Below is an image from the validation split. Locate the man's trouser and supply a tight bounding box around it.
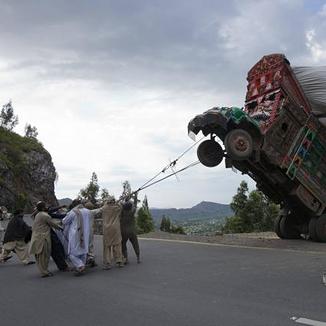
[50,230,68,271]
[0,240,30,264]
[103,243,123,266]
[35,240,51,276]
[69,254,86,269]
[121,232,140,260]
[88,217,95,261]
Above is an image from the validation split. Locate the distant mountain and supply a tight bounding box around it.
[58,198,72,207]
[150,201,233,223]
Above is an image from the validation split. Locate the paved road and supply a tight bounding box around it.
[1,236,326,326]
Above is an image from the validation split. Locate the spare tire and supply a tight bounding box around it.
[197,139,224,167]
[224,129,253,160]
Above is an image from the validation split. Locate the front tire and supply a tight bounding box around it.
[224,129,253,160]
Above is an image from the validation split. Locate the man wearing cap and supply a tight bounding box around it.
[30,202,62,277]
[102,196,124,269]
[0,209,34,265]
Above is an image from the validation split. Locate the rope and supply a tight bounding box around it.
[135,161,200,192]
[137,136,204,190]
[118,136,205,202]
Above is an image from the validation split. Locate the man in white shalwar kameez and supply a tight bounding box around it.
[62,200,91,275]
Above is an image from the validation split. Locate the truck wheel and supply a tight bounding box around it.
[224,129,253,160]
[274,214,283,238]
[308,218,319,241]
[315,215,326,242]
[279,215,301,239]
[197,139,224,167]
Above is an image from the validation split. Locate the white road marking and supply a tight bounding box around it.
[291,316,326,326]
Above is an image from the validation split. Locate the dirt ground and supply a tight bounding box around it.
[140,231,326,253]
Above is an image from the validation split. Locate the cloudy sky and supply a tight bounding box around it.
[1,0,326,208]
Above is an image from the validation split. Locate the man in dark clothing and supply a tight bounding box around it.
[0,209,34,264]
[120,193,140,264]
[47,206,70,271]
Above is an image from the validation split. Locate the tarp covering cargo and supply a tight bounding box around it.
[293,66,326,123]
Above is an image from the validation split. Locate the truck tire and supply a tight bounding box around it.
[224,129,253,160]
[274,214,283,238]
[308,218,319,241]
[279,214,301,239]
[197,139,224,167]
[315,215,326,242]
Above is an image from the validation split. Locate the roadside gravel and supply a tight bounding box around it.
[140,231,326,253]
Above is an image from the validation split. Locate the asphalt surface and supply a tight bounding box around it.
[1,236,326,326]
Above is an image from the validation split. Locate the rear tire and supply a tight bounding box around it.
[279,214,301,239]
[274,214,283,238]
[308,218,318,241]
[315,215,326,242]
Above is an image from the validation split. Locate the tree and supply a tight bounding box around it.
[224,180,280,233]
[160,215,185,234]
[244,190,265,232]
[230,180,248,216]
[224,215,247,233]
[137,195,154,234]
[260,195,279,231]
[120,180,132,200]
[24,124,38,138]
[100,188,110,201]
[0,101,18,130]
[160,216,167,231]
[160,215,171,232]
[165,216,171,232]
[170,224,186,235]
[79,172,99,204]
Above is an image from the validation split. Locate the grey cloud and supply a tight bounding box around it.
[0,1,237,91]
[1,0,319,98]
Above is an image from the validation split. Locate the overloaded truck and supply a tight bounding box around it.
[188,53,326,241]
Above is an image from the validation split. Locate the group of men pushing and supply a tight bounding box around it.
[0,193,141,277]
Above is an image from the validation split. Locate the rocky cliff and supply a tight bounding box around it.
[0,127,58,211]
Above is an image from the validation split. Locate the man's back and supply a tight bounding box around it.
[63,206,90,255]
[3,215,30,243]
[120,207,136,234]
[32,212,52,235]
[102,203,122,246]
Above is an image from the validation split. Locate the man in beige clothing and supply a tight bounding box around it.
[30,201,62,277]
[102,196,124,270]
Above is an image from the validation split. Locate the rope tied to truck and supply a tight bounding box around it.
[119,136,205,201]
